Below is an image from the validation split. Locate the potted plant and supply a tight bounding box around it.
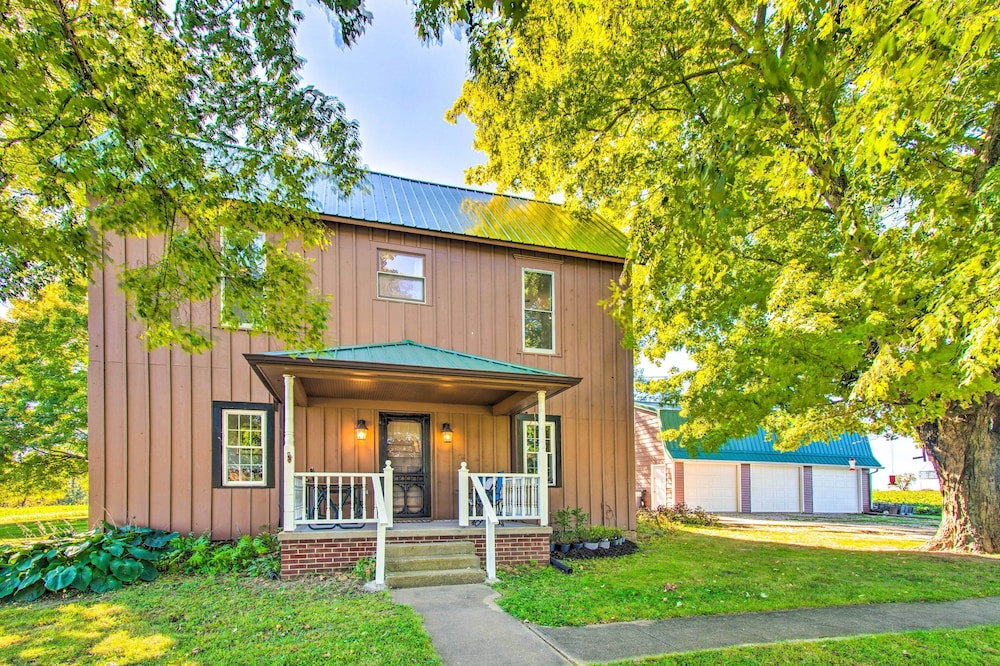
[608,527,625,546]
[552,508,574,553]
[596,526,612,549]
[579,527,601,550]
[570,507,589,550]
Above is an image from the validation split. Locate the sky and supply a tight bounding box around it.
[295,1,921,488]
[296,0,484,190]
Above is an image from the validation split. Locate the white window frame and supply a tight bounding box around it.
[221,408,268,487]
[377,249,426,304]
[521,418,558,487]
[220,229,266,330]
[522,268,556,353]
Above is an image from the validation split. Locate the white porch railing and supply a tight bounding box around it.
[291,462,393,589]
[458,464,543,525]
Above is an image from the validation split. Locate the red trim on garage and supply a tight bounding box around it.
[674,462,685,506]
[803,466,813,513]
[739,464,751,513]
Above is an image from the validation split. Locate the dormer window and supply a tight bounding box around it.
[377,250,425,303]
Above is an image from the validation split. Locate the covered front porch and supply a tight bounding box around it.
[245,340,580,586]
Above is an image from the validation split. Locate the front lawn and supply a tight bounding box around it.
[0,574,439,665]
[495,523,1000,626]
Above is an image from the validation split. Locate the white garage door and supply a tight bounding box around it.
[813,468,860,513]
[750,465,801,512]
[684,463,738,512]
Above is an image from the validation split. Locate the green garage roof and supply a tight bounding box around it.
[653,407,881,468]
[309,171,627,260]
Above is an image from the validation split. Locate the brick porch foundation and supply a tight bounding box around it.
[279,523,551,579]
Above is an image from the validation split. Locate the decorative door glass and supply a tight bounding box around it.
[380,413,431,518]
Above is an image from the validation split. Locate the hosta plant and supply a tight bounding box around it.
[0,523,178,602]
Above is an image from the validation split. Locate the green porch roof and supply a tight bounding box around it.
[246,341,581,414]
[309,171,627,260]
[654,407,881,468]
[256,340,571,378]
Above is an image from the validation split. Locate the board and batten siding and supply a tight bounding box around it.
[89,221,634,539]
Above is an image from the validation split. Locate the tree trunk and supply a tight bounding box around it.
[916,393,1000,553]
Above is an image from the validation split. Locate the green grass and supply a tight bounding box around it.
[0,504,88,543]
[0,574,439,665]
[616,625,1000,665]
[494,524,1000,626]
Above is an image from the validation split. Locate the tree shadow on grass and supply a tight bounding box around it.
[0,601,175,665]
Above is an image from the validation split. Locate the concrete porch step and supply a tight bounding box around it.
[385,541,477,558]
[384,540,484,588]
[387,553,481,573]
[386,568,487,589]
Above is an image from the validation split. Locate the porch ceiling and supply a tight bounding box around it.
[245,350,581,415]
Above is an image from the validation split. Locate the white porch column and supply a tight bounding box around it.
[282,374,296,532]
[537,390,548,526]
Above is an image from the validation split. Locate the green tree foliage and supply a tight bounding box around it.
[441,1,1000,551]
[1,0,372,350]
[0,281,88,497]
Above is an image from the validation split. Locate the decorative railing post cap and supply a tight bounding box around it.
[383,460,393,470]
[459,461,468,470]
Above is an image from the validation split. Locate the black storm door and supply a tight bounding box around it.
[379,413,431,518]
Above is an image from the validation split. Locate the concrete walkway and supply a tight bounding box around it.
[391,586,1000,665]
[390,584,570,665]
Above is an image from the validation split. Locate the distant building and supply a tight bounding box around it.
[636,404,882,513]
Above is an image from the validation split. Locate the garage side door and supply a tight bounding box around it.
[813,468,860,513]
[750,465,801,512]
[684,463,738,512]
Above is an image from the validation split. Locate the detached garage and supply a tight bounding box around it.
[635,405,881,514]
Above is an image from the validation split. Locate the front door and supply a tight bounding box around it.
[379,413,431,518]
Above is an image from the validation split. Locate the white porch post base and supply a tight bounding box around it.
[485,516,497,582]
[458,462,470,527]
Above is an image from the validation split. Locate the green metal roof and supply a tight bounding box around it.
[657,408,881,468]
[257,339,573,378]
[309,171,627,260]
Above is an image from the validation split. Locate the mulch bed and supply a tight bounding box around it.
[551,540,639,560]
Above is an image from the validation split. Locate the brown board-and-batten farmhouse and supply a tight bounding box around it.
[88,172,634,587]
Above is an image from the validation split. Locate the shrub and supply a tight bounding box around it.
[0,523,178,602]
[351,557,376,582]
[872,490,943,516]
[637,504,720,531]
[165,532,280,578]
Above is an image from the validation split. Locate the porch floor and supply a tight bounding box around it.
[282,519,549,541]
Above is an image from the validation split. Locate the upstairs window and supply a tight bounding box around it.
[522,268,555,353]
[378,250,425,303]
[220,229,266,329]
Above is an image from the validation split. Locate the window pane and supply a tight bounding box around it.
[378,251,424,277]
[524,271,553,311]
[222,409,267,486]
[524,312,553,351]
[378,274,425,302]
